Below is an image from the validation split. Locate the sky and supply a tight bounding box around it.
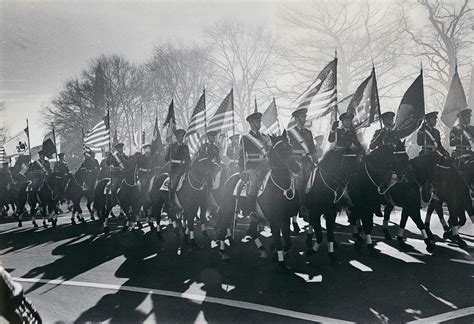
[0,0,283,146]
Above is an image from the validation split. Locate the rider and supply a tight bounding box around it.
[80,149,100,189]
[164,129,191,202]
[226,134,240,169]
[31,150,52,175]
[417,111,450,198]
[53,153,69,176]
[287,107,318,226]
[314,135,324,162]
[329,112,364,181]
[370,111,404,187]
[137,144,154,193]
[197,130,221,187]
[450,108,474,159]
[239,108,272,218]
[370,112,402,151]
[107,143,128,203]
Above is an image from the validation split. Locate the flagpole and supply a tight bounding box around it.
[26,119,31,162]
[231,88,235,137]
[334,50,339,122]
[140,105,143,154]
[203,88,207,144]
[52,125,58,162]
[373,66,383,129]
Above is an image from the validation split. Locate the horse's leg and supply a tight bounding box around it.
[383,205,394,240]
[361,208,377,254]
[306,211,323,257]
[396,208,411,250]
[326,210,337,264]
[200,203,210,240]
[410,207,435,253]
[447,198,468,249]
[42,203,48,228]
[349,209,364,250]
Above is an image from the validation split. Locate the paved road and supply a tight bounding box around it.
[0,206,473,323]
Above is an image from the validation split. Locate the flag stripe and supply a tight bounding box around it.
[84,116,110,150]
[208,89,234,134]
[186,92,206,154]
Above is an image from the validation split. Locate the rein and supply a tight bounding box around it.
[269,171,296,200]
[187,170,206,191]
[364,162,398,195]
[318,168,346,203]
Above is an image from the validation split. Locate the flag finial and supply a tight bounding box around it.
[254,97,258,114]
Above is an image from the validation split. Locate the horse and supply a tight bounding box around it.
[347,145,408,254]
[63,167,91,225]
[356,144,436,253]
[117,154,142,232]
[27,170,60,228]
[304,148,359,263]
[214,131,300,270]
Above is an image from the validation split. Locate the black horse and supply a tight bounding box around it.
[355,144,436,253]
[27,170,60,228]
[62,167,92,225]
[214,131,300,270]
[304,149,359,263]
[117,154,142,232]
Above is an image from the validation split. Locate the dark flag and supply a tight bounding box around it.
[347,67,381,129]
[441,66,467,128]
[394,71,425,138]
[42,130,57,159]
[151,117,163,154]
[163,99,176,144]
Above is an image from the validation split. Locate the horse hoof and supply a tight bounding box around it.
[156,231,164,241]
[457,237,468,250]
[328,253,337,265]
[220,252,230,262]
[104,226,110,235]
[426,242,436,254]
[52,219,57,227]
[18,221,22,228]
[90,216,96,221]
[368,244,379,256]
[443,229,452,240]
[71,218,76,225]
[383,229,392,240]
[397,237,410,251]
[32,221,38,228]
[137,222,143,229]
[278,262,290,273]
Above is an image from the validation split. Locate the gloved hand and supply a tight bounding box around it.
[331,121,339,131]
[240,171,248,181]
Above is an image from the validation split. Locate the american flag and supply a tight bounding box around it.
[207,89,234,134]
[261,98,280,135]
[284,58,337,130]
[0,146,6,164]
[186,90,207,155]
[83,114,110,153]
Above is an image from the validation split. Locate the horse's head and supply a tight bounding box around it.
[268,130,301,174]
[368,142,409,176]
[74,167,88,184]
[191,156,215,178]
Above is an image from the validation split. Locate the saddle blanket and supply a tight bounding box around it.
[158,173,186,192]
[233,170,271,197]
[305,168,318,194]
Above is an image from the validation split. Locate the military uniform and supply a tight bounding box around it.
[328,127,364,153]
[165,140,190,191]
[370,128,403,151]
[106,147,128,200]
[53,160,69,176]
[98,157,111,179]
[417,124,448,157]
[137,152,154,192]
[198,142,221,163]
[450,124,474,158]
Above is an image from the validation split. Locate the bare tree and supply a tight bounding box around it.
[0,101,7,143]
[279,0,406,107]
[204,20,276,131]
[144,42,216,129]
[401,0,474,109]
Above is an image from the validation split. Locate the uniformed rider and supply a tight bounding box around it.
[137,144,154,192]
[329,112,364,154]
[370,112,403,151]
[287,107,318,223]
[107,143,128,202]
[197,130,221,192]
[53,153,69,176]
[450,108,474,159]
[165,129,191,200]
[239,109,272,217]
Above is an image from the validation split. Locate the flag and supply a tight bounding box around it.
[468,64,474,110]
[42,130,56,159]
[283,58,337,129]
[83,113,110,153]
[394,71,425,138]
[3,129,29,157]
[346,67,381,129]
[441,66,467,128]
[186,90,207,155]
[207,89,234,133]
[0,146,5,164]
[151,117,163,154]
[261,98,280,135]
[163,99,176,144]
